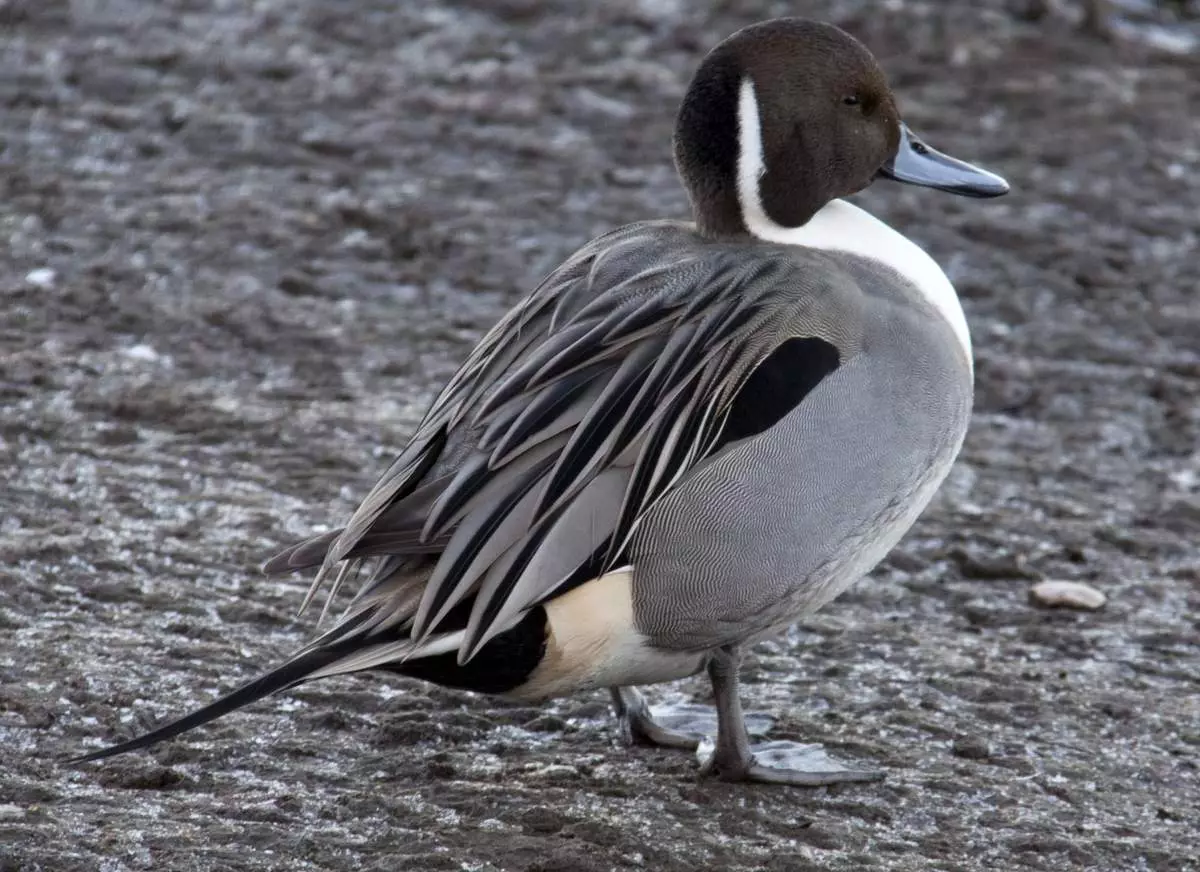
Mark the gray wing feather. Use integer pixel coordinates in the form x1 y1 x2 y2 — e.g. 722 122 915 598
298 428 445 612
411 435 565 638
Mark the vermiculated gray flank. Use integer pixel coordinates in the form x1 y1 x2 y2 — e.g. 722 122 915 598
630 247 974 652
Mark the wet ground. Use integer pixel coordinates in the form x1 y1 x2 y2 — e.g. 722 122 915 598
3 1 1199 870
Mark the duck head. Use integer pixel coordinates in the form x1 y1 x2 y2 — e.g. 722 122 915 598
673 18 1009 238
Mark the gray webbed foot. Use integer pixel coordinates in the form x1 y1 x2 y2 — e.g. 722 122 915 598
696 736 886 786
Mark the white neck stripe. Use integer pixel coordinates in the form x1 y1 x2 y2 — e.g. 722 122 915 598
735 77 779 241
734 77 973 366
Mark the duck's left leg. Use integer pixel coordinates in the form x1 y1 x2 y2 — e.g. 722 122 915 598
701 644 885 786
609 685 774 751
610 687 702 749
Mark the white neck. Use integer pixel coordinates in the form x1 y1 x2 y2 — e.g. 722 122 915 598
735 77 973 366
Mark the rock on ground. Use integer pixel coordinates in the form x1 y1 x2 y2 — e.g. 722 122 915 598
2 2 1199 871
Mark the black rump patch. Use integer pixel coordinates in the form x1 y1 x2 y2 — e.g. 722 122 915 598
716 336 840 449
391 606 548 696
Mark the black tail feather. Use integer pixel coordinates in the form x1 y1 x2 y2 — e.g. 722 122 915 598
68 645 343 765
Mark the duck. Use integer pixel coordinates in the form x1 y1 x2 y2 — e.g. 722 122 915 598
73 17 1007 786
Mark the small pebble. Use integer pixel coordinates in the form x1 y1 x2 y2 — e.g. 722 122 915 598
25 268 56 288
123 343 162 362
1029 580 1106 611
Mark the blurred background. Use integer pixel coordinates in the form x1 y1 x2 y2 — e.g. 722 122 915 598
2 2 1198 871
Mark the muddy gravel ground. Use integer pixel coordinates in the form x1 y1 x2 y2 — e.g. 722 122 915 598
2 1 1199 870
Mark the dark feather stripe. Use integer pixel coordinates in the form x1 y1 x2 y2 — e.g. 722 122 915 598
605 382 697 565
325 425 447 566
424 436 565 542
655 359 725 487
520 320 636 396
653 300 735 393
412 452 556 639
597 323 707 476
460 502 568 660
443 300 556 428
715 336 841 448
471 320 600 423
481 362 607 460
421 453 492 542
600 288 684 341
533 341 662 519
486 380 604 470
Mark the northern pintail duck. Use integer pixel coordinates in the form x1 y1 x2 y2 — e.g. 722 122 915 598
75 18 1007 786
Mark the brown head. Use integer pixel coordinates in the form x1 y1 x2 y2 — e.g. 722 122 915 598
673 19 1008 238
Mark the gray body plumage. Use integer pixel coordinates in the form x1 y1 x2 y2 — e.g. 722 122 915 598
630 250 973 651
284 219 973 676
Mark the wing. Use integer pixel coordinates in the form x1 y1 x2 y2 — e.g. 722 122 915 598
271 222 862 667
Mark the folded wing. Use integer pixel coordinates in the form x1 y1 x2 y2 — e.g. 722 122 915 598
271 223 857 669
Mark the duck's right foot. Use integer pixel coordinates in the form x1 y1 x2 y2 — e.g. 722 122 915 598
697 737 886 786
698 644 886 788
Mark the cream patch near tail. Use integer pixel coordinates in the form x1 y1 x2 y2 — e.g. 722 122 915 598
512 568 705 701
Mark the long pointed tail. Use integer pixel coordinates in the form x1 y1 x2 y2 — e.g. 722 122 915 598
68 645 343 764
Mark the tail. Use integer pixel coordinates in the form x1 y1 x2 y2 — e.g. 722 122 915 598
70 573 549 764
67 645 343 765
69 568 458 765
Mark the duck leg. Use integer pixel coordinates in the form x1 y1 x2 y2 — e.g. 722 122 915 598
611 687 702 749
699 644 885 786
609 685 774 751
